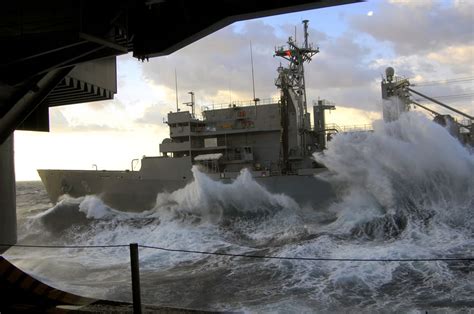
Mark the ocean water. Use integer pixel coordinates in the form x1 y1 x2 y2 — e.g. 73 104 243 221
5 111 474 312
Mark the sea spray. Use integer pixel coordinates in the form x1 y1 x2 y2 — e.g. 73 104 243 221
314 111 474 239
262 112 474 311
153 166 300 222
24 167 305 250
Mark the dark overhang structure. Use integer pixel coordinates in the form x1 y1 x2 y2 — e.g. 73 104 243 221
0 0 359 140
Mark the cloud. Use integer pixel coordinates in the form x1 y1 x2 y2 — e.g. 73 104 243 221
387 0 434 7
135 103 169 125
86 98 126 111
426 45 474 74
325 106 381 126
141 20 283 102
140 21 337 105
89 3 474 126
49 107 124 132
349 1 473 58
306 35 376 89
140 20 384 113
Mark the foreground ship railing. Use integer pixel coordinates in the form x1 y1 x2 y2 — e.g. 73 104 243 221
1 241 472 313
324 123 373 133
201 97 280 112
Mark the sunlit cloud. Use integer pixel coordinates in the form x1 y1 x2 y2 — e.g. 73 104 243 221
427 45 474 73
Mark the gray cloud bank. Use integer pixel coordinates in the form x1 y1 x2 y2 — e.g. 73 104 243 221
57 1 471 131
139 1 472 118
349 1 473 57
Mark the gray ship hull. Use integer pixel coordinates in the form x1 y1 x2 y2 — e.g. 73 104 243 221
38 167 335 212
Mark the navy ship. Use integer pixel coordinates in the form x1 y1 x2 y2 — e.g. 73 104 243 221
38 20 341 211
38 19 473 212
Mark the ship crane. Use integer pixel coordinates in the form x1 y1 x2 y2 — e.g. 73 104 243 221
407 88 473 121
382 67 473 145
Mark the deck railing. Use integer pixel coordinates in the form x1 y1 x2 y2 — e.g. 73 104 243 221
200 98 279 112
324 123 373 133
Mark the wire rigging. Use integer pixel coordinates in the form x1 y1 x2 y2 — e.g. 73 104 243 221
413 92 474 102
412 76 474 87
1 243 472 263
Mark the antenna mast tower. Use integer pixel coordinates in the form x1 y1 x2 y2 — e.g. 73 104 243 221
274 20 319 164
274 20 319 115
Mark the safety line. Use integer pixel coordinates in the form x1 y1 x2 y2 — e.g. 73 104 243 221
0 243 128 249
138 245 474 262
1 243 472 262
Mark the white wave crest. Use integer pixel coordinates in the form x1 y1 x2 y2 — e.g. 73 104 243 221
314 111 474 234
153 167 300 222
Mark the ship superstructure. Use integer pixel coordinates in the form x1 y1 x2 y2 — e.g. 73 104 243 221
159 20 332 176
161 99 282 174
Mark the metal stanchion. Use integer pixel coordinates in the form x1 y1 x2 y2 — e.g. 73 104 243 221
129 243 142 314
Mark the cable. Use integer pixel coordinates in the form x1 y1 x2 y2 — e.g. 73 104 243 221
435 93 474 99
138 245 474 263
1 243 472 262
413 77 474 87
413 93 474 101
0 243 128 249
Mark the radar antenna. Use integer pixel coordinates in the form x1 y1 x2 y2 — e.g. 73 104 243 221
183 91 195 118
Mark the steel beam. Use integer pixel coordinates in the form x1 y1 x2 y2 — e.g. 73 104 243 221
0 135 16 253
411 100 440 116
0 67 73 145
408 88 474 120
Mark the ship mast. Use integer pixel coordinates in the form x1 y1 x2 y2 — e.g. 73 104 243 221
275 20 318 117
274 20 319 171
